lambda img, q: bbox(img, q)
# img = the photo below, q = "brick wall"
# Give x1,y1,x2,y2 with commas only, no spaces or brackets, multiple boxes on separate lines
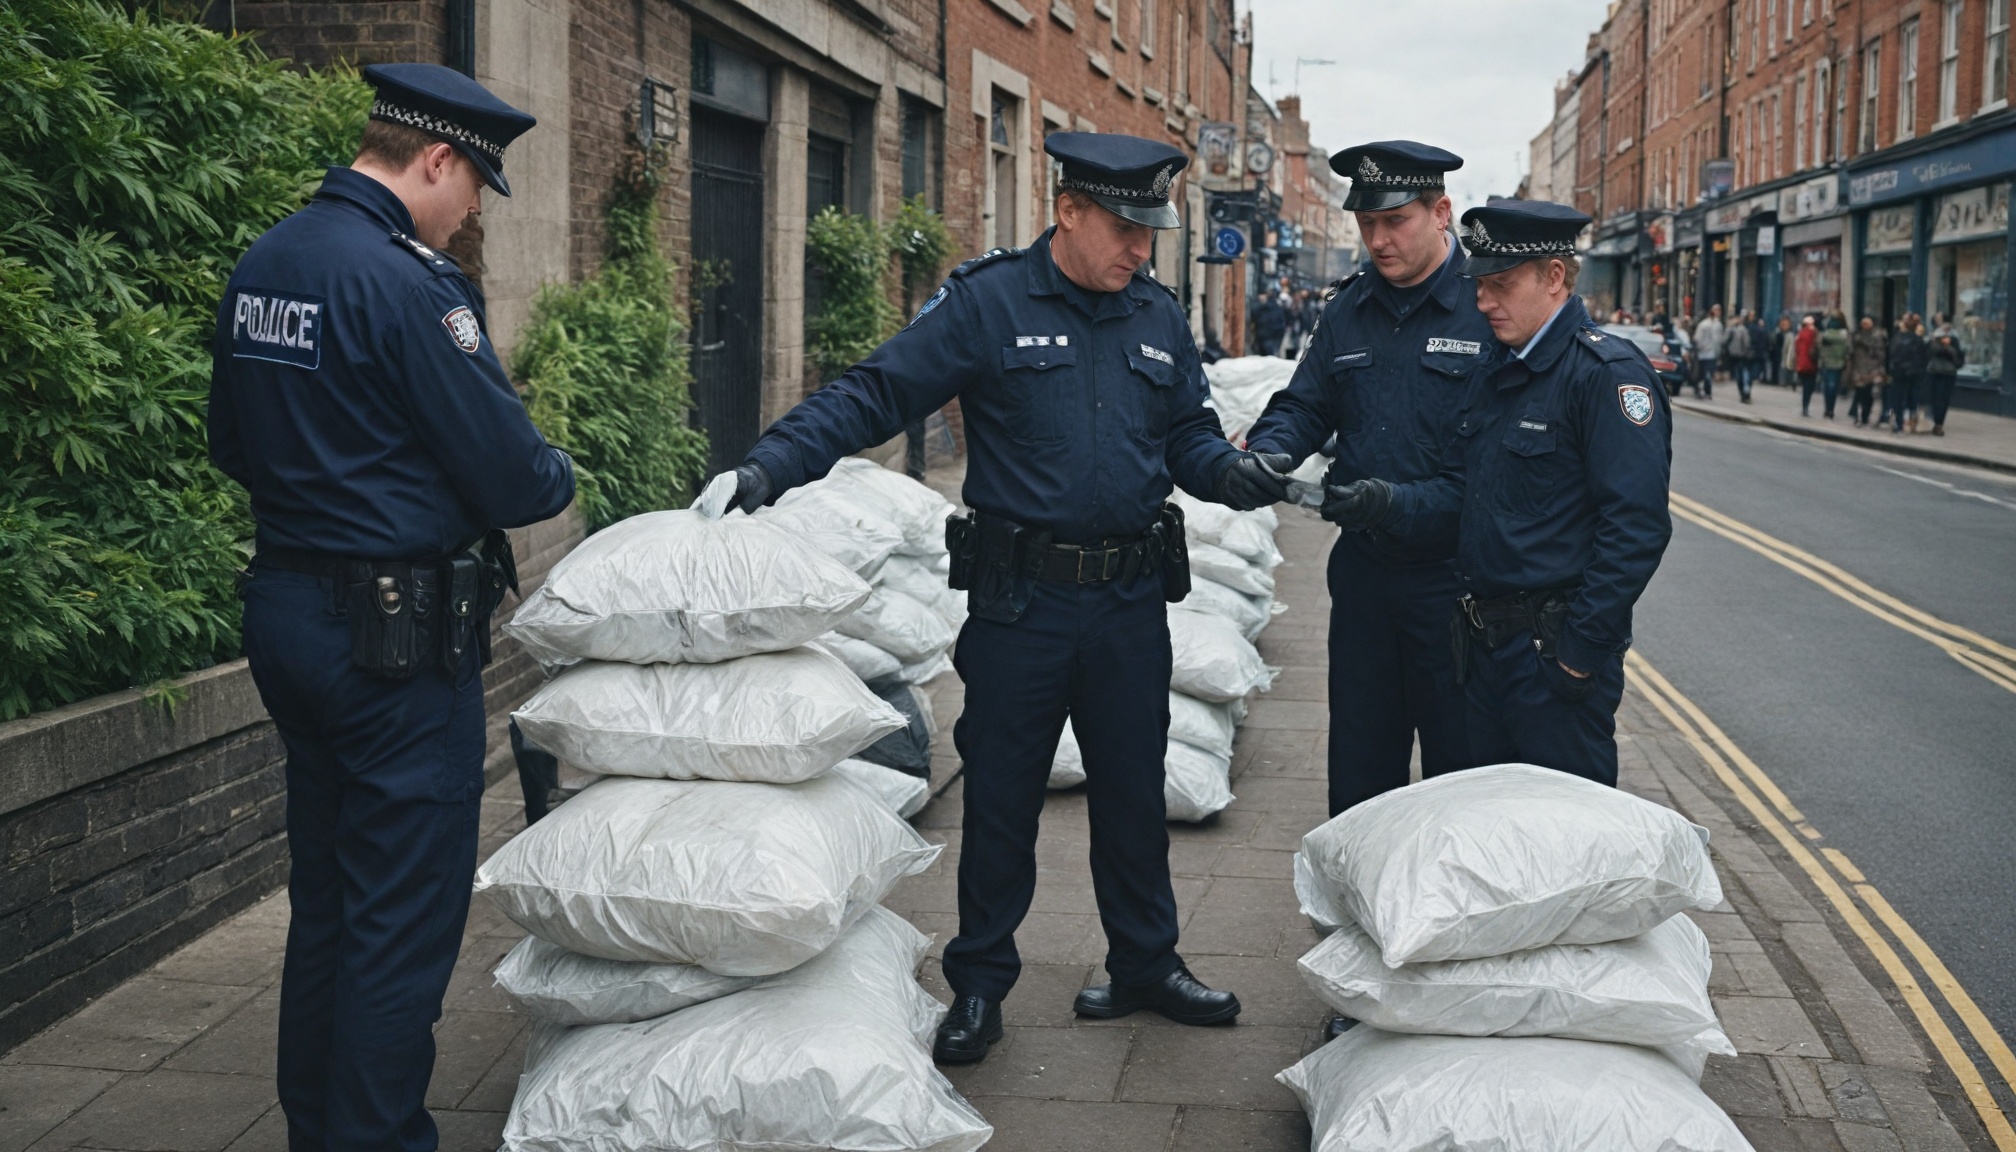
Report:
0,510,583,1057
228,0,449,70
566,0,694,286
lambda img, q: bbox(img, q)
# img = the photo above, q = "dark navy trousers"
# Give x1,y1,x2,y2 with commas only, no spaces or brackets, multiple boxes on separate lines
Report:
1464,629,1626,787
943,575,1180,1001
1325,537,1472,815
240,568,485,1152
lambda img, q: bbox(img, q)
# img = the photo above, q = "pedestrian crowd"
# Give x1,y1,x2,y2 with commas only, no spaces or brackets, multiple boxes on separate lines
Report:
1599,300,1968,437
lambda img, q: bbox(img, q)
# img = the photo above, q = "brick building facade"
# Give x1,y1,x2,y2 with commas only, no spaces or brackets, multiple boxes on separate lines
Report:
1545,0,2013,412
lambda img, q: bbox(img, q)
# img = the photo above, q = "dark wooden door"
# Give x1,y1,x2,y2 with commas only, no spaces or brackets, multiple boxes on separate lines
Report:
690,107,766,476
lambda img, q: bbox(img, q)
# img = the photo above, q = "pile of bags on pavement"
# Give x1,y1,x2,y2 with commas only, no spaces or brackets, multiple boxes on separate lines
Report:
1200,355,1298,444
1281,764,1752,1151
487,477,991,1152
1047,490,1281,822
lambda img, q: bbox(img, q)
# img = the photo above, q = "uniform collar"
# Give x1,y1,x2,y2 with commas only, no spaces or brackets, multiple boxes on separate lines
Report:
1513,295,1586,374
1359,233,1462,316
1026,226,1144,319
314,166,421,236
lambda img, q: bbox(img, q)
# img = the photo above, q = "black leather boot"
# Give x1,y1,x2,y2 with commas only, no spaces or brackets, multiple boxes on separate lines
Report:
933,994,1003,1064
1072,964,1240,1025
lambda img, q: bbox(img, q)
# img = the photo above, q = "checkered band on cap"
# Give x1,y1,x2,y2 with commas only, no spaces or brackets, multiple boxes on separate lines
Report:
369,99,505,161
1060,162,1177,204
1463,217,1577,258
1354,155,1443,189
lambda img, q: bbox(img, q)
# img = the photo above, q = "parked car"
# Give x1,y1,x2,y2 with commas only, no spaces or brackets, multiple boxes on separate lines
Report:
1600,324,1692,396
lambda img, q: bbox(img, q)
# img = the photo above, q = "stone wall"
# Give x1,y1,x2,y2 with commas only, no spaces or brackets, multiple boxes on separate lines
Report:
0,508,583,1056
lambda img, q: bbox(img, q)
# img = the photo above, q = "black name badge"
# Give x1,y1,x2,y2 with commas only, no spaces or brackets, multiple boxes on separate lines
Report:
231,289,327,369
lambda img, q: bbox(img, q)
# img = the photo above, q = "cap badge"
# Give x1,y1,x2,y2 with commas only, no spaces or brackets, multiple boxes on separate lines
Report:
1151,164,1175,199
1356,156,1384,182
1466,219,1492,249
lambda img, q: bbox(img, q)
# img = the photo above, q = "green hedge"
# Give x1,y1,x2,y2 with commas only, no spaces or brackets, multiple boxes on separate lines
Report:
805,194,951,383
0,0,369,719
516,150,708,531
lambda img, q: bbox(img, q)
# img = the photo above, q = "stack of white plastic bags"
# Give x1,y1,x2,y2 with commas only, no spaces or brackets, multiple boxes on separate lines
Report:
1279,764,1753,1151
1044,491,1281,822
487,484,992,1152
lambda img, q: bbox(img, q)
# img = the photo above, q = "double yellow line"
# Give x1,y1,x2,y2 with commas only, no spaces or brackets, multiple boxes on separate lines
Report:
1636,493,2016,1145
1668,492,2016,696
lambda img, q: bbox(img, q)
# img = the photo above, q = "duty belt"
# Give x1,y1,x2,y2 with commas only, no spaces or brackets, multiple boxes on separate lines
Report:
1030,530,1158,584
1450,586,1578,684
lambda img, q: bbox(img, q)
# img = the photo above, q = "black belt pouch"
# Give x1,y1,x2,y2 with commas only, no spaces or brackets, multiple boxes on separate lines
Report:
441,555,481,676
345,562,435,680
1157,503,1191,603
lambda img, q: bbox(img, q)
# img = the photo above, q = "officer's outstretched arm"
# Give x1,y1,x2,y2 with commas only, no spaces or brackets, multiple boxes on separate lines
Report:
1558,368,1674,674
1165,338,1247,501
392,278,577,529
1244,310,1340,461
206,297,251,487
743,282,981,497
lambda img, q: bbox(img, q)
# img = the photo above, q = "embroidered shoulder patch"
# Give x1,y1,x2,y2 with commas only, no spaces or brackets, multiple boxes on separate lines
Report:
906,285,948,329
1618,383,1654,426
442,306,482,354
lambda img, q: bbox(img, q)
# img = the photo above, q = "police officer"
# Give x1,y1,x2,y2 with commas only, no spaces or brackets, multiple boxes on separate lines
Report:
1351,199,1673,785
721,133,1288,1065
207,65,574,1151
1244,142,1490,821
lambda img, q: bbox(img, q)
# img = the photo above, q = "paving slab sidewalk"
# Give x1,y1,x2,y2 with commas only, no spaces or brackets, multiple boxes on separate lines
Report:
1672,376,2016,474
1,499,1991,1151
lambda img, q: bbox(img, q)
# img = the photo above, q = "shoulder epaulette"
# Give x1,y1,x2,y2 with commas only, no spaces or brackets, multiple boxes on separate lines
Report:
1576,326,1638,362
390,231,460,275
949,246,1025,278
1323,272,1362,302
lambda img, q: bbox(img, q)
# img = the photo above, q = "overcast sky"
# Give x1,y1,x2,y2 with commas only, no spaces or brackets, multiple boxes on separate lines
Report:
1247,0,1614,212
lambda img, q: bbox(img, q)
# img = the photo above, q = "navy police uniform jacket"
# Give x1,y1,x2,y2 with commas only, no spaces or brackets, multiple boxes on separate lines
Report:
1386,295,1674,673
208,167,575,558
745,227,1241,542
1244,240,1494,562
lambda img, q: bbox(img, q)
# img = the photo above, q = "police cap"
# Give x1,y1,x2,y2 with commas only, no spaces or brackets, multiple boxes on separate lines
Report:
362,63,536,197
1330,141,1462,212
1045,132,1189,229
1456,199,1590,277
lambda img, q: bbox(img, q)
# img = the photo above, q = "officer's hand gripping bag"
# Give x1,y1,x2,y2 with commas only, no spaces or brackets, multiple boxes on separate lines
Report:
1296,764,1722,966
493,934,758,1026
509,646,906,783
473,774,939,974
1276,1027,1754,1152
1168,605,1278,703
502,907,992,1152
502,508,871,671
1296,914,1736,1066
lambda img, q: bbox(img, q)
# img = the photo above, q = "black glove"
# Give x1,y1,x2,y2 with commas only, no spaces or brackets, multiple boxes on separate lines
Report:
1321,478,1395,530
1214,451,1296,511
722,461,775,515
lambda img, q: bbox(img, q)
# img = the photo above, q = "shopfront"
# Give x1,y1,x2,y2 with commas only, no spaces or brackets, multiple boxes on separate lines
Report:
1847,119,2016,413
1776,174,1844,320
1673,211,1705,321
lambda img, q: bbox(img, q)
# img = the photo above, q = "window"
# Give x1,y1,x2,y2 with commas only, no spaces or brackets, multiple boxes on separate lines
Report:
1767,0,1778,56
988,89,1020,250
1861,40,1881,151
1795,74,1808,169
899,96,936,204
1803,0,1814,26
1813,61,1829,162
1939,1,1962,122
1771,91,1783,178
1174,10,1188,102
1835,55,1850,158
1749,1,1761,70
1990,0,2011,109
1899,20,1919,138
1141,0,1156,56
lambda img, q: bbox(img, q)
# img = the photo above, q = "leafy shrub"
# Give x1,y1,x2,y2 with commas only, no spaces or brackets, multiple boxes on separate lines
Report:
515,149,707,531
805,195,952,383
889,194,952,314
0,0,369,719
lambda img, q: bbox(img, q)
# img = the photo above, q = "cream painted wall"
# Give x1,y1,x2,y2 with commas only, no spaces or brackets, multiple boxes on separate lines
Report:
476,0,573,365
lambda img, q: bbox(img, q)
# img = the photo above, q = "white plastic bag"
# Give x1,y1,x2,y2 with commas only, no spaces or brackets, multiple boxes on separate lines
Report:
754,485,906,578
1183,577,1273,641
834,584,958,664
1186,540,1276,597
1170,606,1277,703
474,775,939,974
502,907,992,1152
1169,691,1237,759
1277,1026,1753,1152
878,554,968,628
1298,764,1722,966
493,934,756,1026
1171,492,1284,568
1049,724,1086,789
1164,739,1234,822
813,631,904,682
816,457,955,556
1201,355,1298,443
831,756,931,819
510,648,905,783
1296,915,1735,1057
503,510,870,670
900,650,956,685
